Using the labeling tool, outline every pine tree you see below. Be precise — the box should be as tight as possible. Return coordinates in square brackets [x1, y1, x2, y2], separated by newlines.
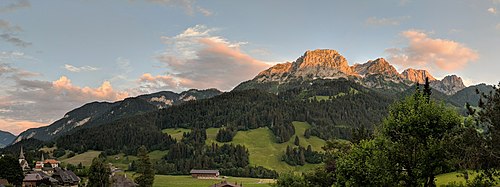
[135, 145, 155, 187]
[88, 157, 111, 187]
[294, 136, 300, 146]
[423, 77, 432, 103]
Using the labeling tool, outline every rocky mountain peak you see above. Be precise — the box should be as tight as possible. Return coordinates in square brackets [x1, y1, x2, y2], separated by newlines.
[401, 68, 436, 84]
[293, 49, 354, 75]
[430, 75, 466, 95]
[353, 58, 399, 77]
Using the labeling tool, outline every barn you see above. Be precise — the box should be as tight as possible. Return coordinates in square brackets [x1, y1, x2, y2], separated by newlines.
[190, 169, 220, 179]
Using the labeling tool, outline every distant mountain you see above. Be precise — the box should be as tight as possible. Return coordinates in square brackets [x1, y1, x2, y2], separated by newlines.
[237, 49, 467, 95]
[450, 83, 494, 107]
[430, 75, 466, 95]
[12, 89, 222, 143]
[0, 130, 15, 148]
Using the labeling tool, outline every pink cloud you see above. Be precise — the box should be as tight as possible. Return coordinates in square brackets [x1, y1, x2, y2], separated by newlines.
[0, 118, 46, 135]
[0, 76, 129, 133]
[386, 30, 479, 71]
[141, 25, 272, 92]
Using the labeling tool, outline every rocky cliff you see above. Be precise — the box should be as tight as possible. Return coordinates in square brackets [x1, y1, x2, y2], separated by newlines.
[352, 58, 399, 77]
[430, 75, 466, 95]
[244, 49, 466, 95]
[400, 68, 437, 84]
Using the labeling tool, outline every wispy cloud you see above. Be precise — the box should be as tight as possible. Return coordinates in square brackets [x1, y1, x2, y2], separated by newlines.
[138, 25, 272, 93]
[365, 16, 410, 26]
[0, 19, 22, 32]
[0, 0, 30, 13]
[386, 29, 478, 71]
[0, 33, 31, 48]
[64, 64, 100, 72]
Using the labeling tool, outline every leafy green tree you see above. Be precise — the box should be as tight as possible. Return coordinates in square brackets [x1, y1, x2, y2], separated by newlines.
[273, 172, 306, 187]
[0, 155, 24, 186]
[303, 167, 335, 187]
[87, 157, 111, 187]
[335, 89, 462, 187]
[135, 146, 155, 187]
[336, 138, 398, 186]
[379, 91, 462, 186]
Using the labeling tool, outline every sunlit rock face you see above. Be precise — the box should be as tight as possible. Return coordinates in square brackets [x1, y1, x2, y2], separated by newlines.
[353, 58, 399, 77]
[401, 68, 436, 84]
[246, 49, 465, 95]
[255, 49, 356, 82]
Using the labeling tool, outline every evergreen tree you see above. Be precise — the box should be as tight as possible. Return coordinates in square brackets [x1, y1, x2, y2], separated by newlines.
[87, 157, 111, 187]
[423, 77, 432, 103]
[294, 136, 300, 146]
[0, 155, 24, 186]
[135, 146, 155, 187]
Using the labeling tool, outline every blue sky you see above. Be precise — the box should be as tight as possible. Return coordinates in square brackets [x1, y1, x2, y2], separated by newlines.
[0, 0, 499, 134]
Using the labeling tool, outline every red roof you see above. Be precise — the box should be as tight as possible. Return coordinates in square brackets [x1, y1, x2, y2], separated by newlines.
[44, 159, 59, 164]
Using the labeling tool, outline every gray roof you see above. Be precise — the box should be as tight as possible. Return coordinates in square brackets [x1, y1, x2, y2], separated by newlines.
[53, 167, 80, 183]
[190, 169, 219, 174]
[24, 173, 43, 181]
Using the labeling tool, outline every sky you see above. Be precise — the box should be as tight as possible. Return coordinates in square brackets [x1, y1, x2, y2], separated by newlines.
[0, 0, 499, 135]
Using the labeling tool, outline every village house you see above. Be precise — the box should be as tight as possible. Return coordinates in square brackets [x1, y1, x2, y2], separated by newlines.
[190, 169, 220, 179]
[18, 148, 80, 186]
[52, 167, 80, 187]
[22, 173, 43, 187]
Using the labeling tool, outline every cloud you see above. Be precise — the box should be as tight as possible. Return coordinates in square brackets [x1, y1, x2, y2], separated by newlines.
[197, 6, 213, 16]
[0, 0, 30, 13]
[142, 0, 212, 16]
[0, 19, 22, 32]
[385, 30, 479, 71]
[0, 75, 129, 133]
[64, 64, 100, 72]
[0, 118, 45, 135]
[365, 16, 409, 26]
[496, 23, 500, 30]
[0, 62, 38, 78]
[139, 25, 272, 92]
[488, 7, 497, 14]
[0, 33, 31, 48]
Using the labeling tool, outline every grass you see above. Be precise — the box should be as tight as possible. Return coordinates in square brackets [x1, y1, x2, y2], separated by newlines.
[205, 127, 221, 145]
[435, 171, 500, 186]
[105, 150, 169, 170]
[308, 88, 360, 101]
[153, 175, 273, 187]
[204, 121, 326, 173]
[61, 150, 101, 167]
[162, 128, 191, 141]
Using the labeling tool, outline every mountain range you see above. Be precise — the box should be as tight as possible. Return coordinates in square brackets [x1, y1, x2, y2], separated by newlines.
[13, 89, 221, 143]
[5, 49, 494, 148]
[238, 49, 465, 95]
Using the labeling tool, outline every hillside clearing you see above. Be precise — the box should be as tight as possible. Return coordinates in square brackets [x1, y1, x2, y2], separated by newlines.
[204, 121, 326, 173]
[61, 150, 101, 166]
[162, 128, 191, 140]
